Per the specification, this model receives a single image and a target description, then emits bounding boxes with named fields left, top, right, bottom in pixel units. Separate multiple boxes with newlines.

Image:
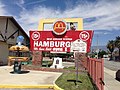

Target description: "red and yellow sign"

left=30, top=30, right=94, bottom=53
left=38, top=18, right=83, bottom=31
left=53, top=20, right=67, bottom=35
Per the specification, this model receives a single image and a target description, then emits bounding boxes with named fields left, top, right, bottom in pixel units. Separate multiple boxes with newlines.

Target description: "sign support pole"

left=76, top=58, right=78, bottom=81
left=67, top=51, right=82, bottom=85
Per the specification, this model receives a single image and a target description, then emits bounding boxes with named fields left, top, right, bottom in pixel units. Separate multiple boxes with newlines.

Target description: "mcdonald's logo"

left=53, top=20, right=67, bottom=35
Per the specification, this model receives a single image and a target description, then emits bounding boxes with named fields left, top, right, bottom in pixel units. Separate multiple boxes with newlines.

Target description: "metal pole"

left=97, top=34, right=98, bottom=59
left=76, top=58, right=78, bottom=81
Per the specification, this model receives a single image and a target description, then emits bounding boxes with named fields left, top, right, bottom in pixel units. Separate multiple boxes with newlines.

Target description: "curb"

left=54, top=83, right=64, bottom=90
left=0, top=85, right=54, bottom=89
left=0, top=84, right=63, bottom=90
left=53, top=73, right=64, bottom=90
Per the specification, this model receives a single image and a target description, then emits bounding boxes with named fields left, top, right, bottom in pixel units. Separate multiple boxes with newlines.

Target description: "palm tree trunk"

left=119, top=48, right=120, bottom=56
left=110, top=52, right=113, bottom=60
left=118, top=48, right=120, bottom=61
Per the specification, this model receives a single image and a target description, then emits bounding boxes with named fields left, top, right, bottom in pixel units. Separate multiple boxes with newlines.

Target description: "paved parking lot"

left=0, top=66, right=62, bottom=89
left=104, top=58, right=120, bottom=71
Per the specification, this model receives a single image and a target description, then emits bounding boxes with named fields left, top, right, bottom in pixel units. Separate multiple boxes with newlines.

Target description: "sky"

left=0, top=0, right=120, bottom=46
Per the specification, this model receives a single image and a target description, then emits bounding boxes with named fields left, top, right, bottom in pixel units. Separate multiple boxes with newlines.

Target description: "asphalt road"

left=104, top=58, right=120, bottom=71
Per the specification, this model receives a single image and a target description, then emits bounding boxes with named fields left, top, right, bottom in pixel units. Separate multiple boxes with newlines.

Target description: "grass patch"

left=64, top=66, right=75, bottom=70
left=42, top=61, right=53, bottom=67
left=55, top=72, right=95, bottom=90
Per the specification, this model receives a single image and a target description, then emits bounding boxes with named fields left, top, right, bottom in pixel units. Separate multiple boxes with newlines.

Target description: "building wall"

left=0, top=17, right=29, bottom=65
left=0, top=18, right=7, bottom=41
left=6, top=19, right=18, bottom=44
left=0, top=18, right=29, bottom=45
left=0, top=42, right=8, bottom=64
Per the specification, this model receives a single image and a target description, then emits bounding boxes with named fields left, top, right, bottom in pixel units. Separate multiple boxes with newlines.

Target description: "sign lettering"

left=30, top=30, right=94, bottom=53
left=79, top=31, right=90, bottom=41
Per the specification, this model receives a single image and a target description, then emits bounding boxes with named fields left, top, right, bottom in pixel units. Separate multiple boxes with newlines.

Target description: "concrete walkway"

left=104, top=67, right=120, bottom=90
left=0, top=66, right=62, bottom=87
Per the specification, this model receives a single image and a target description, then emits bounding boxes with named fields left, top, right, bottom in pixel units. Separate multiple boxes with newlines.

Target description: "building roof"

left=0, top=16, right=29, bottom=40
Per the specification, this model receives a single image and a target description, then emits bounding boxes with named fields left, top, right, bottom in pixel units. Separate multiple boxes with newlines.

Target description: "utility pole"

left=96, top=34, right=99, bottom=59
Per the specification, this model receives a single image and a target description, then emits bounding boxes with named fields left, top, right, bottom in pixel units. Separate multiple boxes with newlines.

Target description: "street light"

left=96, top=32, right=107, bottom=59
left=96, top=34, right=99, bottom=59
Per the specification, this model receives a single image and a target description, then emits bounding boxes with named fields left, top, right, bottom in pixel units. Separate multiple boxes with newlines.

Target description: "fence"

left=82, top=58, right=104, bottom=90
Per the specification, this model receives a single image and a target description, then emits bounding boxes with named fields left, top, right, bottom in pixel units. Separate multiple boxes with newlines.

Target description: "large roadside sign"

left=30, top=30, right=93, bottom=53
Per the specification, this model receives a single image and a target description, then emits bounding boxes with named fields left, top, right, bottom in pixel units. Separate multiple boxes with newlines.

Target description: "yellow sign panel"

left=38, top=18, right=83, bottom=31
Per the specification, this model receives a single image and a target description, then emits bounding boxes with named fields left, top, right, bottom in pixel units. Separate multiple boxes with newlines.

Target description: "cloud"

left=14, top=0, right=25, bottom=10
left=15, top=0, right=47, bottom=11
left=18, top=6, right=63, bottom=34
left=17, top=0, right=120, bottom=35
left=94, top=31, right=111, bottom=35
left=0, top=1, right=7, bottom=15
left=25, top=0, right=46, bottom=6
left=18, top=0, right=24, bottom=4
left=82, top=0, right=120, bottom=30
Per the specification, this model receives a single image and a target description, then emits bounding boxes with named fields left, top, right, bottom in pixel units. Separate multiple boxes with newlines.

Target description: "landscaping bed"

left=22, top=65, right=86, bottom=73
left=22, top=63, right=96, bottom=90
left=55, top=72, right=95, bottom=90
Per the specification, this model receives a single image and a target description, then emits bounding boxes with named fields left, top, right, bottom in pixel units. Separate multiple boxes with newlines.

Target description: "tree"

left=98, top=50, right=108, bottom=58
left=115, top=36, right=120, bottom=60
left=106, top=40, right=115, bottom=60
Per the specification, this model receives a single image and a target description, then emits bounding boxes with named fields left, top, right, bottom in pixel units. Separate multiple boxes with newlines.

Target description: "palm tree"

left=115, top=36, right=120, bottom=60
left=106, top=40, right=115, bottom=60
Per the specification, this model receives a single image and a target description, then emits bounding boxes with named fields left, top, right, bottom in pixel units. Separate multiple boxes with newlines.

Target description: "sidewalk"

left=0, top=66, right=62, bottom=88
left=104, top=67, right=120, bottom=90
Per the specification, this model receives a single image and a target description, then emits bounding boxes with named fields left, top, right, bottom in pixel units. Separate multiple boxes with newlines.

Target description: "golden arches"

left=53, top=22, right=66, bottom=31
